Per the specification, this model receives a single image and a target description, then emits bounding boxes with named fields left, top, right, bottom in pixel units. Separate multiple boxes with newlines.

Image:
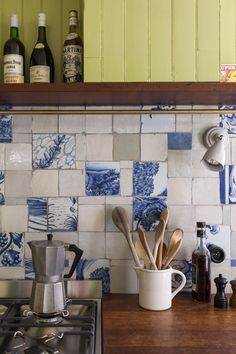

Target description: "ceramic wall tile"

left=176, top=113, right=193, bottom=132
left=86, top=115, right=112, bottom=133
left=48, top=197, right=78, bottom=232
left=223, top=205, right=231, bottom=226
left=133, top=197, right=167, bottom=231
left=32, top=115, right=58, bottom=133
left=79, top=196, right=106, bottom=205
left=191, top=149, right=218, bottom=178
left=230, top=231, right=236, bottom=258
left=27, top=198, right=48, bottom=232
left=220, top=165, right=236, bottom=204
left=195, top=206, right=222, bottom=225
left=0, top=145, right=5, bottom=170
left=192, top=113, right=220, bottom=150
left=171, top=260, right=192, bottom=292
left=113, top=134, right=140, bottom=161
left=219, top=105, right=236, bottom=136
left=141, top=134, right=167, bottom=161
left=120, top=169, right=133, bottom=196
left=168, top=178, right=192, bottom=205
left=168, top=133, right=192, bottom=150
left=0, top=267, right=25, bottom=279
left=192, top=178, right=220, bottom=205
left=79, top=205, right=105, bottom=232
left=168, top=151, right=192, bottom=177
left=1, top=206, right=28, bottom=232
left=5, top=171, right=32, bottom=198
left=13, top=115, right=32, bottom=133
left=168, top=206, right=196, bottom=232
left=59, top=115, right=86, bottom=133
left=0, top=112, right=12, bottom=143
left=113, top=115, right=140, bottom=133
left=231, top=205, right=236, bottom=231
left=33, top=134, right=75, bottom=169
left=76, top=259, right=110, bottom=293
left=32, top=170, right=58, bottom=197
left=76, top=134, right=86, bottom=161
left=25, top=259, right=34, bottom=279
left=5, top=144, right=32, bottom=170
left=105, top=205, right=132, bottom=232
left=13, top=134, right=32, bottom=144
left=0, top=171, right=4, bottom=205
left=59, top=170, right=85, bottom=196
left=86, top=134, right=113, bottom=161
left=106, top=232, right=133, bottom=259
left=78, top=232, right=106, bottom=259
left=206, top=224, right=230, bottom=259
left=86, top=162, right=120, bottom=196
left=141, top=105, right=175, bottom=133
left=133, top=162, right=167, bottom=197
left=0, top=232, right=24, bottom=266
left=110, top=261, right=138, bottom=293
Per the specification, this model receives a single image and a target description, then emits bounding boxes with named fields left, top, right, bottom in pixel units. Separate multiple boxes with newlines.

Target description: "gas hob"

left=0, top=280, right=102, bottom=354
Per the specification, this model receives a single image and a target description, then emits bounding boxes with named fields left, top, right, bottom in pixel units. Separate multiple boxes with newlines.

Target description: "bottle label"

left=66, top=33, right=79, bottom=40
left=4, top=54, right=24, bottom=83
left=30, top=65, right=50, bottom=83
left=63, top=45, right=82, bottom=82
left=35, top=43, right=45, bottom=49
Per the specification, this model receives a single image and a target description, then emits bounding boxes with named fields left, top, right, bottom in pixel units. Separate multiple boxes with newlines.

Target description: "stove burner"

left=0, top=299, right=98, bottom=354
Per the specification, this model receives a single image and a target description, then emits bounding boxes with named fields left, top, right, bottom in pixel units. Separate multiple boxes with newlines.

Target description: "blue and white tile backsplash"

left=0, top=104, right=236, bottom=294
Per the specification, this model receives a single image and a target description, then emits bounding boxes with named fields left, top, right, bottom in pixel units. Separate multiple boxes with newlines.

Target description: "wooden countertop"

left=102, top=293, right=236, bottom=354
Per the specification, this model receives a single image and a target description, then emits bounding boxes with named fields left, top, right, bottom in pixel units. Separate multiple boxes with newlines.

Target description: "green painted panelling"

left=172, top=0, right=196, bottom=81
left=42, top=0, right=62, bottom=82
left=83, top=0, right=101, bottom=58
left=220, top=0, right=236, bottom=64
left=150, top=0, right=172, bottom=81
left=102, top=0, right=125, bottom=82
left=84, top=58, right=102, bottom=82
left=197, top=0, right=219, bottom=81
left=125, top=0, right=149, bottom=82
left=22, top=0, right=41, bottom=83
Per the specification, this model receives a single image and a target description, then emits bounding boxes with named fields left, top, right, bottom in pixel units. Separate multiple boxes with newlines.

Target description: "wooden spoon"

left=153, top=218, right=165, bottom=263
left=135, top=239, right=150, bottom=269
left=137, top=227, right=157, bottom=270
left=157, top=208, right=169, bottom=270
left=162, top=228, right=184, bottom=269
left=112, top=207, right=141, bottom=267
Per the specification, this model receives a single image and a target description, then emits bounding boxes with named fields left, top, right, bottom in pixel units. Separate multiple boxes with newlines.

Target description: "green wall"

left=0, top=0, right=235, bottom=82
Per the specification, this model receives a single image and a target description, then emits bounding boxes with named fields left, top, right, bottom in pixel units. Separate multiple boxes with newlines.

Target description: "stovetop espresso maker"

left=28, top=233, right=83, bottom=315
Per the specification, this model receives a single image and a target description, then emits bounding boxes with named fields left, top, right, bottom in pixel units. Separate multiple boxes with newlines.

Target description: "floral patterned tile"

left=141, top=105, right=176, bottom=133
left=0, top=232, right=24, bottom=266
left=219, top=165, right=236, bottom=204
left=0, top=171, right=5, bottom=205
left=27, top=198, right=48, bottom=232
left=171, top=259, right=192, bottom=292
left=133, top=162, right=167, bottom=197
left=48, top=197, right=78, bottom=232
left=133, top=197, right=167, bottom=231
left=86, top=162, right=120, bottom=196
left=33, top=134, right=76, bottom=169
left=0, top=108, right=12, bottom=143
left=76, top=259, right=110, bottom=293
left=219, top=105, right=236, bottom=136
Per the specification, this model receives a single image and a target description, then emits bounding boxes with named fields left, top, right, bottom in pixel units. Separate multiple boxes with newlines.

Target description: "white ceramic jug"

left=134, top=266, right=186, bottom=311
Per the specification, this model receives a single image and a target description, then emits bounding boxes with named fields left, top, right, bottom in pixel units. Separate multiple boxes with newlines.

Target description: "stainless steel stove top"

left=0, top=280, right=102, bottom=354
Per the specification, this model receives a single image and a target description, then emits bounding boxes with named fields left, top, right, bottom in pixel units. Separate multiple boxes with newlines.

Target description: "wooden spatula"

left=137, top=227, right=157, bottom=270
left=157, top=208, right=169, bottom=270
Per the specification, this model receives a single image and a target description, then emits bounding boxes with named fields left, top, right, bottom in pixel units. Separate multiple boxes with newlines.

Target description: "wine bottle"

left=3, top=14, right=25, bottom=83
left=30, top=13, right=54, bottom=83
left=63, top=10, right=83, bottom=83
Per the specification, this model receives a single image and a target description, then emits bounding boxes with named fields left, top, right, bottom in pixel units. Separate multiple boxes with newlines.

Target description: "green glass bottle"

left=3, top=14, right=25, bottom=83
left=30, top=13, right=54, bottom=83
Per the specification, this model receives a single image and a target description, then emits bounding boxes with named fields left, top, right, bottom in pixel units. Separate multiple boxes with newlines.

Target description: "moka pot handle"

left=64, top=244, right=83, bottom=279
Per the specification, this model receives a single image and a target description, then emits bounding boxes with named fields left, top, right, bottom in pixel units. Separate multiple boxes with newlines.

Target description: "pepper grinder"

left=230, top=278, right=236, bottom=308
left=214, top=274, right=228, bottom=308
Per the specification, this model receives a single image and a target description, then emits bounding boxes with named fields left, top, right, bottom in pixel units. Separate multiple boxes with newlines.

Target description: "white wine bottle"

left=63, top=10, right=83, bottom=83
left=3, top=14, right=25, bottom=83
left=30, top=13, right=54, bottom=83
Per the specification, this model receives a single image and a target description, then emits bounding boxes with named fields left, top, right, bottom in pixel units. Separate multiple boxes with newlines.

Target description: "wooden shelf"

left=0, top=82, right=236, bottom=107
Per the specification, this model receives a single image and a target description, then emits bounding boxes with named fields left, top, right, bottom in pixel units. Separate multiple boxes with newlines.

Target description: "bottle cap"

left=69, top=10, right=78, bottom=18
left=10, top=14, right=18, bottom=28
left=38, top=13, right=46, bottom=27
left=196, top=221, right=206, bottom=237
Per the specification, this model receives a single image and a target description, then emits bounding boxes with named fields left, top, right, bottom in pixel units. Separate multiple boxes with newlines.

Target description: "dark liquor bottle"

left=63, top=10, right=83, bottom=83
left=30, top=13, right=54, bottom=83
left=192, top=222, right=211, bottom=302
left=3, top=14, right=25, bottom=83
